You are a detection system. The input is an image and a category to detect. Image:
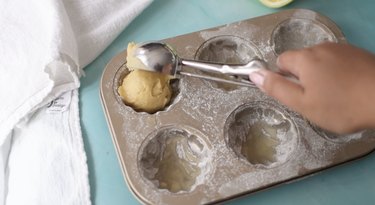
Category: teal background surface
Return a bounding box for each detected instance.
[80,0,375,204]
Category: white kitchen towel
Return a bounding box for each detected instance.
[6,90,90,205]
[0,0,152,204]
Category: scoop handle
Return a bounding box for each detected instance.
[180,59,267,76]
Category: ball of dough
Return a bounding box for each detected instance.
[118,69,172,113]
[126,42,148,71]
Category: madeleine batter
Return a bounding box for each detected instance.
[118,42,172,113]
[126,42,149,71]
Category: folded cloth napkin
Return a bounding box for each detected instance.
[0,0,152,204]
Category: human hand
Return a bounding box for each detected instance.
[249,42,375,134]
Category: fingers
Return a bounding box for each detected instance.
[277,49,304,78]
[249,70,304,112]
[277,42,338,77]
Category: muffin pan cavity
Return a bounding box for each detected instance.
[138,126,212,193]
[114,63,181,114]
[194,35,261,91]
[272,18,336,55]
[311,123,375,144]
[225,102,298,168]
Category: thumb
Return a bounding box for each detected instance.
[249,70,304,111]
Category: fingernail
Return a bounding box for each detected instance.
[249,71,265,87]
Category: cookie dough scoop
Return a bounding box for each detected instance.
[132,42,268,87]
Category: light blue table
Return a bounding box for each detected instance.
[80,0,375,204]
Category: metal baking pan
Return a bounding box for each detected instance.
[100,9,375,205]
